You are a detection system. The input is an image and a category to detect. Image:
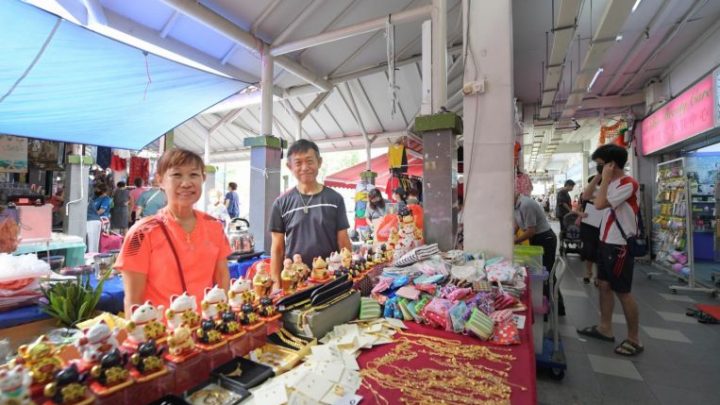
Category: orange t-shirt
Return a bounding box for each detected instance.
[115,208,232,310]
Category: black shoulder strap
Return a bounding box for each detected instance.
[153,215,188,291]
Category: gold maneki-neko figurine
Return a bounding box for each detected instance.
[15,336,64,387]
[280,258,299,294]
[164,326,200,363]
[309,257,331,283]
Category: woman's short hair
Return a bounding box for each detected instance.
[156,148,205,178]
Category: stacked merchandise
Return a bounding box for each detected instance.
[653,159,691,276]
[0,254,52,311]
[367,249,528,345]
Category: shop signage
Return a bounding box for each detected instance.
[0,135,28,173]
[641,74,715,155]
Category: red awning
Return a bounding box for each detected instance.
[324,153,423,191]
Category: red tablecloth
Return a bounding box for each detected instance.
[357,295,537,404]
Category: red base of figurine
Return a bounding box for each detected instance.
[227,333,251,357]
[129,365,169,383]
[43,392,95,405]
[195,339,227,352]
[308,276,331,284]
[163,347,200,364]
[261,315,282,335]
[242,319,266,333]
[222,330,246,341]
[89,378,134,397]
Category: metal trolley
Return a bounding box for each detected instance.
[535,257,568,380]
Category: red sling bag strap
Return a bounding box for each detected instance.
[153,215,188,292]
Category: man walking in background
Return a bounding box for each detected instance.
[225,182,240,219]
[556,179,575,230]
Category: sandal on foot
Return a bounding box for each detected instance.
[615,339,644,356]
[583,277,591,284]
[577,325,615,342]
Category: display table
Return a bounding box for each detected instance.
[0,274,124,329]
[357,300,537,404]
[14,233,86,266]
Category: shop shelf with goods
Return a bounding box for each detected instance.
[651,158,716,296]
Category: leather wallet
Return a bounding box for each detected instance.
[311,279,353,306]
[211,357,275,390]
[276,284,323,312]
[310,274,350,299]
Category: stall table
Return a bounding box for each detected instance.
[357,288,537,405]
[14,233,86,266]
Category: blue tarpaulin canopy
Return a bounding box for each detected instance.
[0,0,247,150]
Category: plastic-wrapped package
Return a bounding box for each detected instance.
[449,301,468,333]
[420,298,453,330]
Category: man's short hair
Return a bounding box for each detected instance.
[287,139,320,160]
[228,182,237,191]
[592,144,628,168]
[133,178,143,188]
[564,180,576,187]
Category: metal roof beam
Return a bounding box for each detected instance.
[159,0,333,91]
[271,4,432,56]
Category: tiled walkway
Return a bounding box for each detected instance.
[536,252,720,404]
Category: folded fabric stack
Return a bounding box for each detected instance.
[368,251,528,345]
[394,243,440,267]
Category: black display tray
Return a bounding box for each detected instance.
[211,357,274,390]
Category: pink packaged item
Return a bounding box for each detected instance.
[446,287,473,302]
[420,298,453,330]
[371,277,394,295]
[490,309,513,323]
[490,320,521,345]
[396,285,421,300]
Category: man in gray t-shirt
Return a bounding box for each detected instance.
[514,194,551,235]
[269,140,352,288]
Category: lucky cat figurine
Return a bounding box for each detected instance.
[311,256,329,281]
[327,252,342,275]
[257,297,276,318]
[228,278,255,311]
[90,349,129,387]
[15,335,63,385]
[201,285,229,321]
[237,303,258,326]
[130,340,165,375]
[43,364,88,405]
[126,301,166,345]
[340,248,352,269]
[252,262,273,298]
[165,292,200,331]
[167,326,195,358]
[216,311,242,336]
[195,319,223,345]
[76,321,120,364]
[0,364,32,405]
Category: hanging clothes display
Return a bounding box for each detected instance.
[96,146,112,169]
[388,142,407,172]
[110,154,127,171]
[129,156,150,183]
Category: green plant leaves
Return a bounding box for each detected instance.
[40,273,109,328]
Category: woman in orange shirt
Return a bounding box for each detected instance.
[115,149,231,315]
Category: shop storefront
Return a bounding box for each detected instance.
[640,67,720,293]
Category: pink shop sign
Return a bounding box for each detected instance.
[641,75,715,155]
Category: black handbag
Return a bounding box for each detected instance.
[610,208,648,257]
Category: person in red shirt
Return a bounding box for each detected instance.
[578,144,643,356]
[115,149,231,314]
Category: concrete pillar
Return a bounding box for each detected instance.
[244,136,285,253]
[416,113,462,251]
[360,170,377,187]
[431,0,447,112]
[582,152,590,186]
[462,0,514,258]
[63,154,92,240]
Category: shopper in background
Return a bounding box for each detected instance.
[555,179,575,228]
[366,188,387,226]
[578,144,643,357]
[514,191,565,316]
[135,177,167,218]
[225,182,240,219]
[128,177,147,226]
[407,188,421,205]
[111,181,130,235]
[86,183,111,252]
[208,189,231,227]
[116,148,231,313]
[579,175,606,284]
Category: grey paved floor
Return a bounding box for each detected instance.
[536,237,720,404]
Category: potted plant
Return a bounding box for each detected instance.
[39,273,106,344]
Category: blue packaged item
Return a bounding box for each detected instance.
[391,276,409,289]
[383,297,397,318]
[449,301,468,333]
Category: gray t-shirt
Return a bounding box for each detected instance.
[269,186,350,266]
[514,195,551,234]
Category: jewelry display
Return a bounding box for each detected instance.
[187,383,240,405]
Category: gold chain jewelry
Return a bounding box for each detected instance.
[275,331,305,350]
[359,331,525,405]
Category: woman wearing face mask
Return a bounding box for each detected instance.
[115,148,232,314]
[86,183,111,252]
[366,188,387,225]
